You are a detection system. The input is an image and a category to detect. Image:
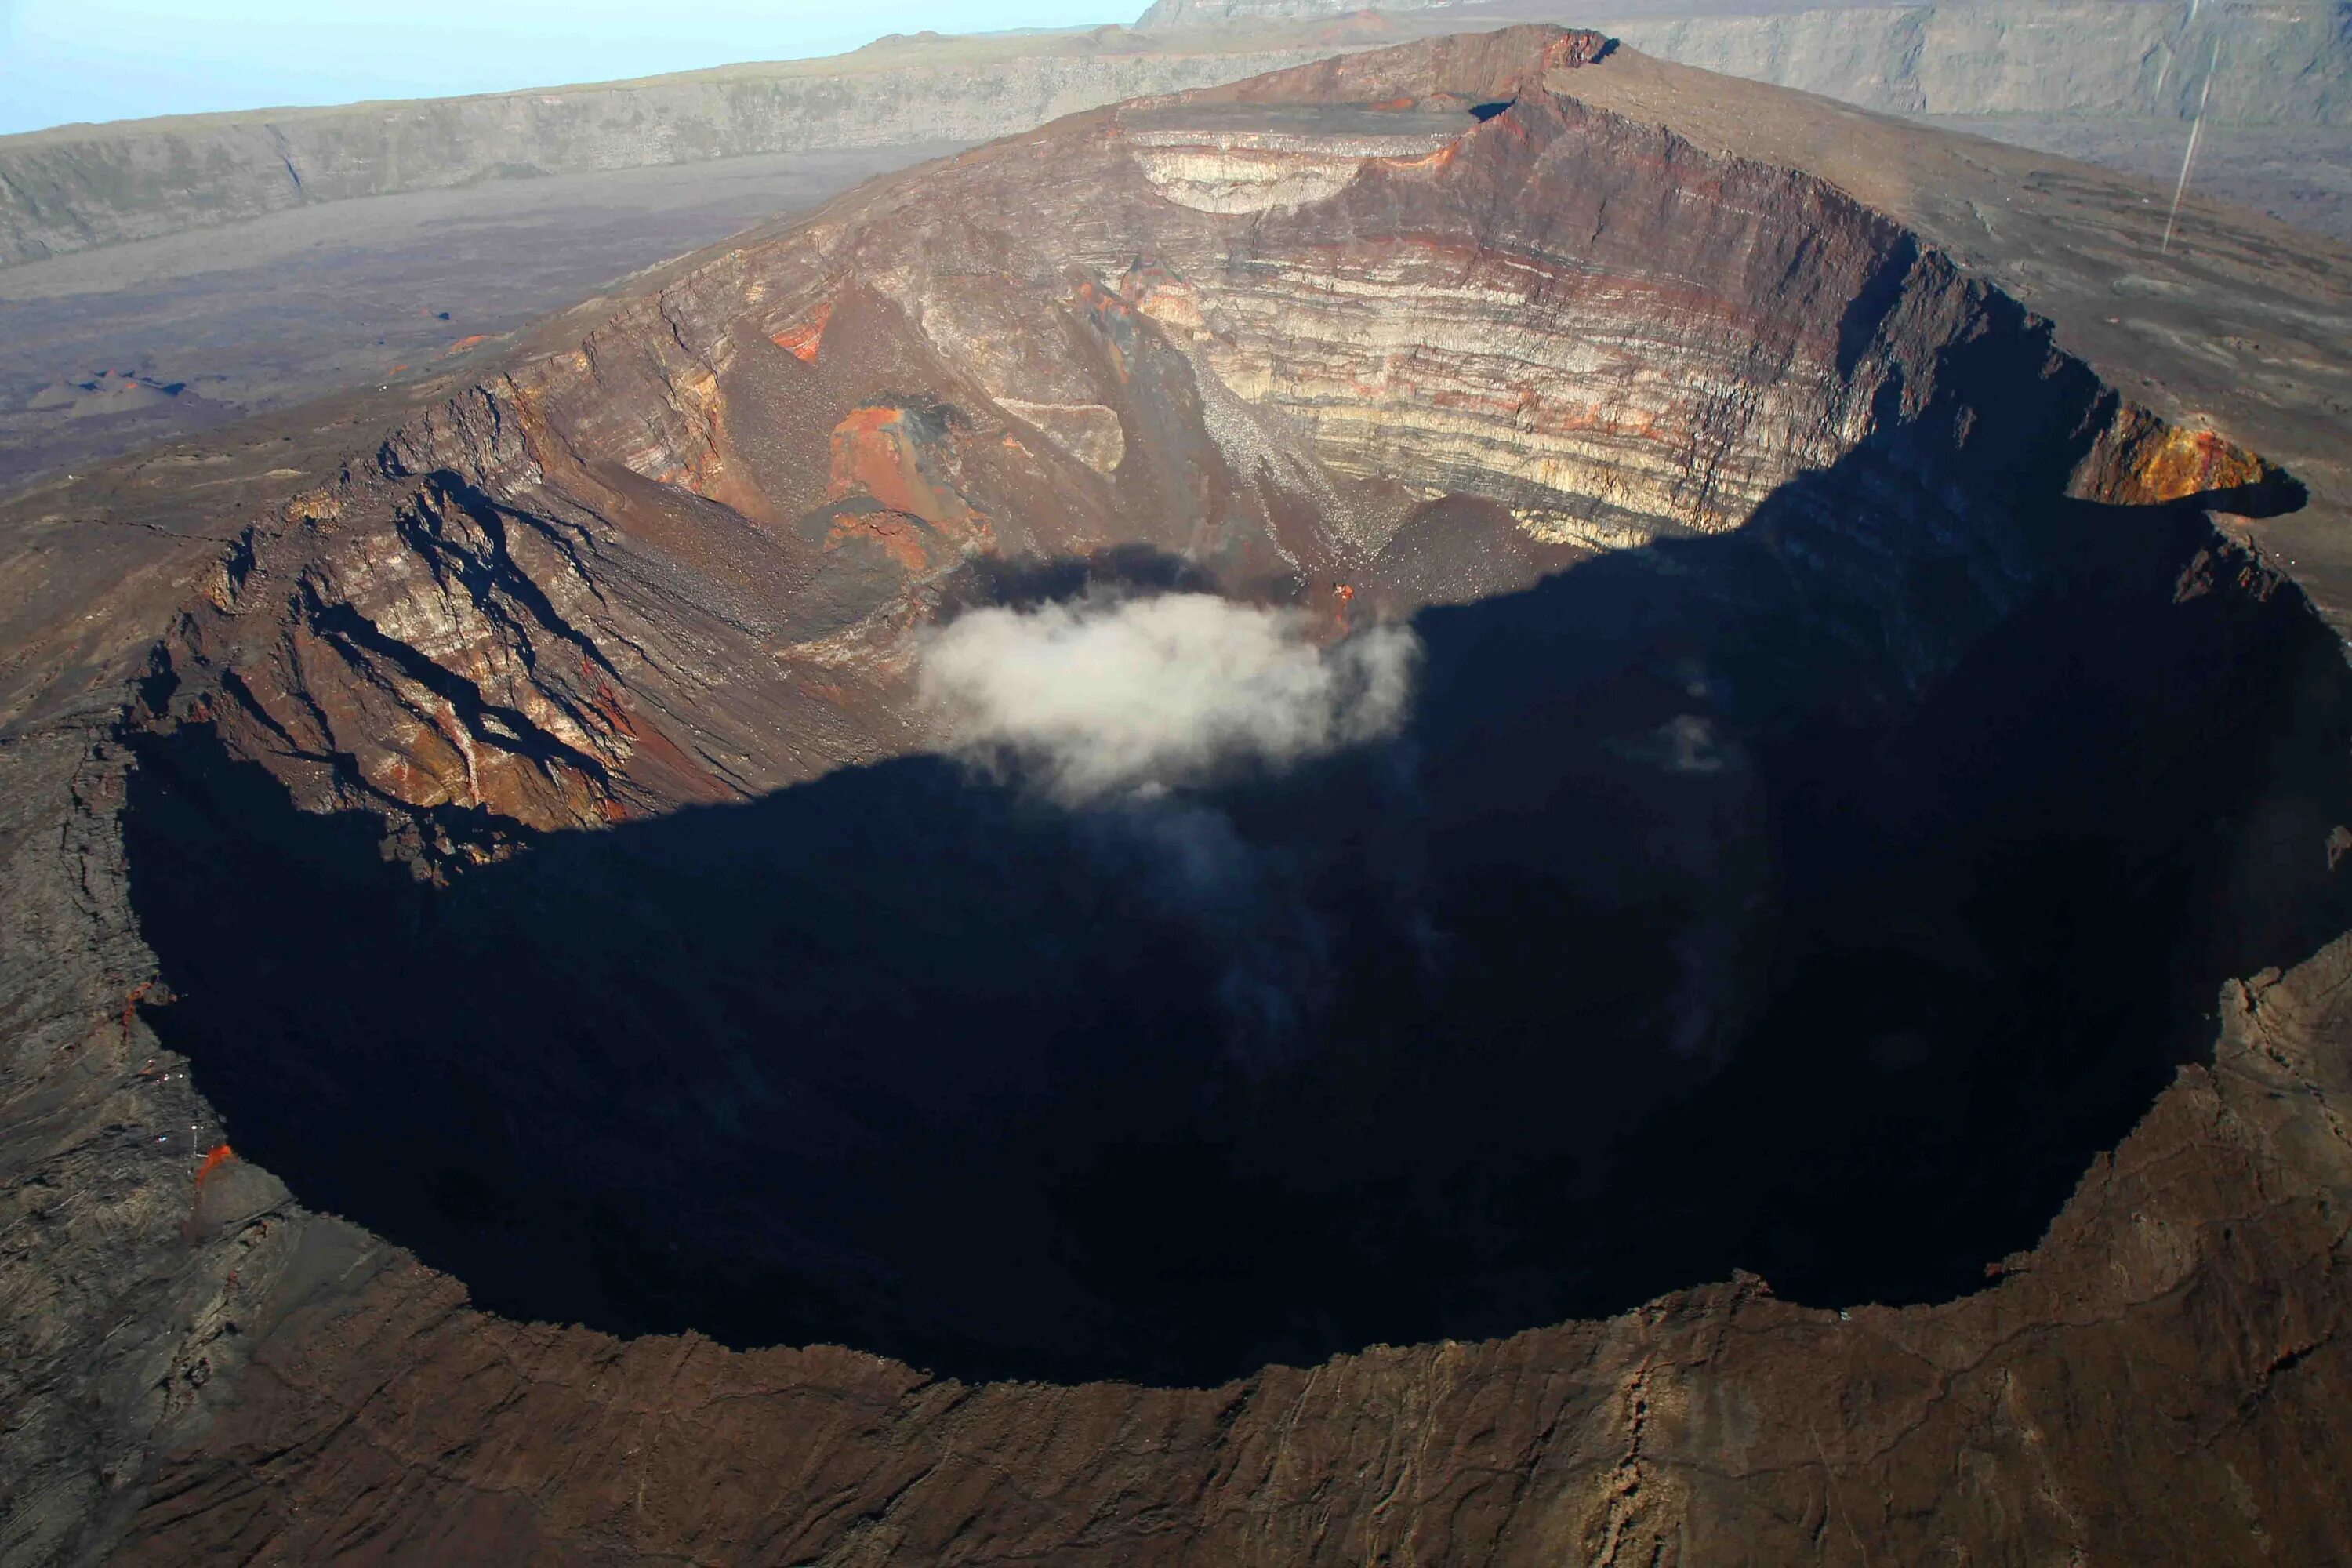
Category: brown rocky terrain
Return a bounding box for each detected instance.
[0,16,1426,501]
[0,144,964,496]
[10,0,2347,273]
[3,24,2351,1566]
[1200,0,2352,242]
[7,0,2346,506]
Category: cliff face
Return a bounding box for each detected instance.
[4,24,2351,1566]
[1159,0,2352,126]
[131,24,2278,835]
[1613,0,2352,125]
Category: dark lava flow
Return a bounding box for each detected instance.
[123,442,2350,1386]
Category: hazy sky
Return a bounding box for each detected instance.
[0,0,1131,135]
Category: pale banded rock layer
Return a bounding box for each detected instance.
[996,400,1128,472]
[136,25,2278,833]
[1133,140,1445,210]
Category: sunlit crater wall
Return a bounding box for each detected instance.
[158,31,2282,844]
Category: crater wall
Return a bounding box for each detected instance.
[4,27,2348,1566]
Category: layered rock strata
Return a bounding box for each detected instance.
[2,25,2349,1566]
[15,0,2350,270]
[124,25,2292,839]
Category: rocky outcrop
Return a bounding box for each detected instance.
[4,24,2351,1566]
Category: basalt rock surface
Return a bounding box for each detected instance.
[3,25,2352,1566]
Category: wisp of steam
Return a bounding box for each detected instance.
[919,592,1419,803]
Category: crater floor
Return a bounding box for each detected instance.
[125,468,2343,1385]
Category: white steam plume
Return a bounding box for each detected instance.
[920,593,1418,803]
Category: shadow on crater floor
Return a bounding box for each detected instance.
[125,427,2352,1385]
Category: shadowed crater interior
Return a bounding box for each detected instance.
[124,433,2352,1386]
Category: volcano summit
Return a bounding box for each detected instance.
[5,24,2352,1567]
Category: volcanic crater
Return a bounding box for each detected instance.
[113,27,2343,1393]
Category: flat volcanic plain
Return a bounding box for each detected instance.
[0,146,966,497]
